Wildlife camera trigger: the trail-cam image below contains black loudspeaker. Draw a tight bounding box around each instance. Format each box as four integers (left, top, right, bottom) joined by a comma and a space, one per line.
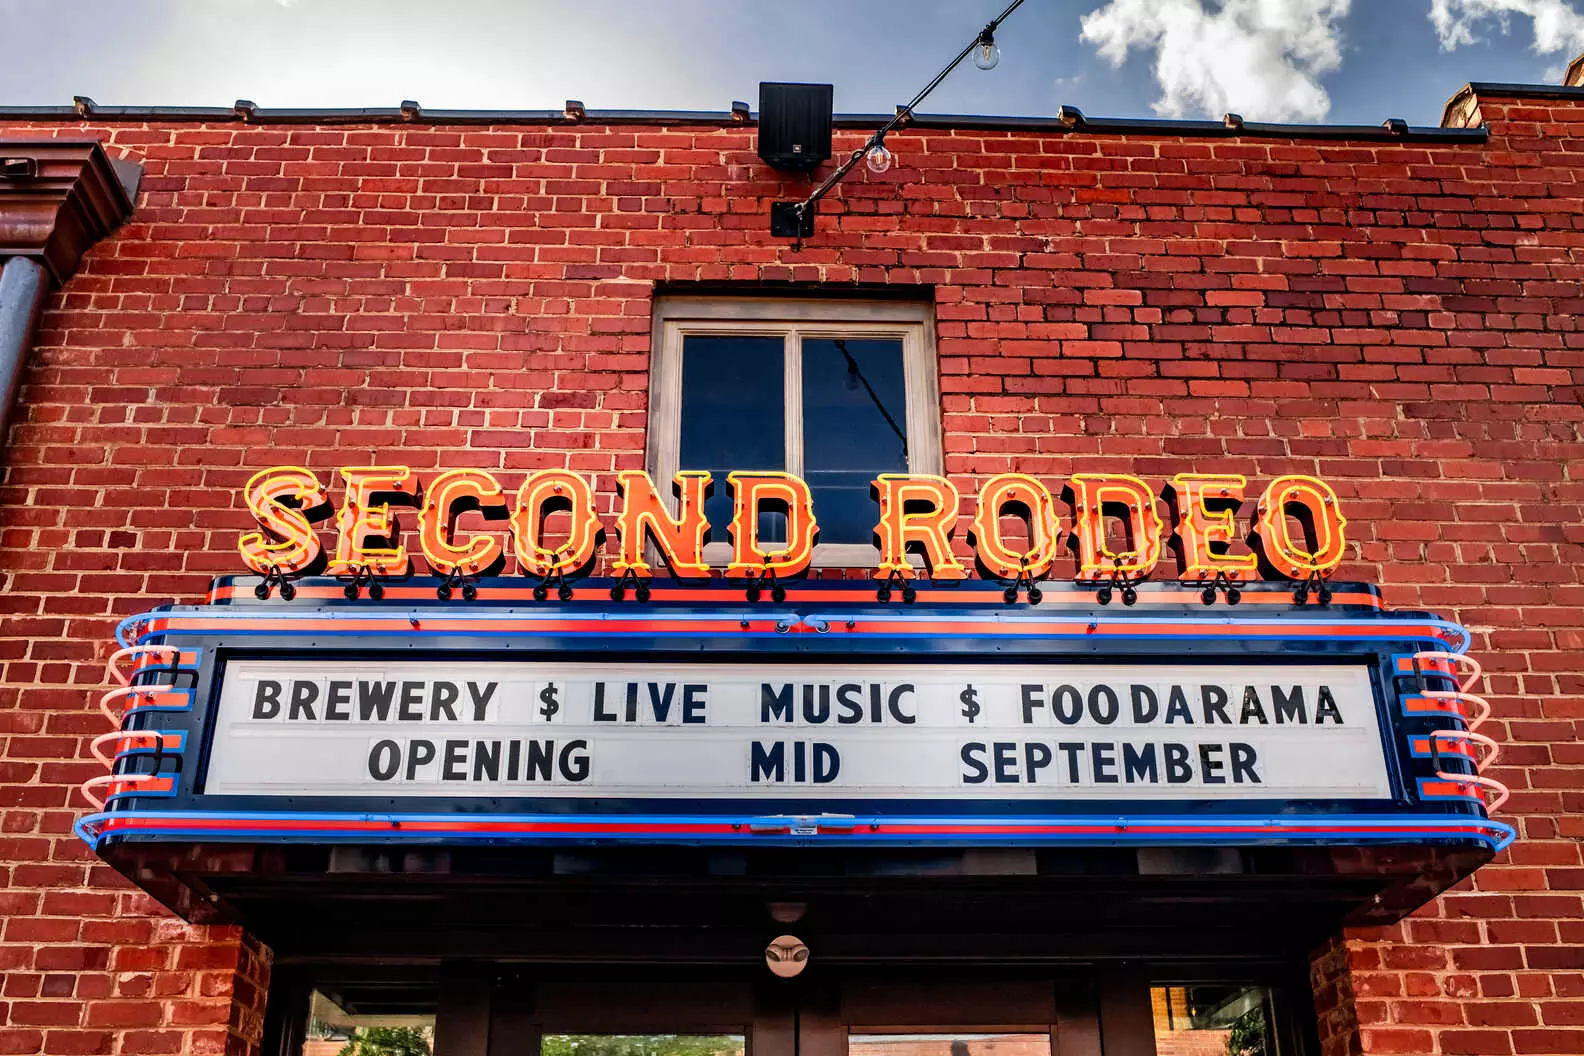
757, 82, 833, 172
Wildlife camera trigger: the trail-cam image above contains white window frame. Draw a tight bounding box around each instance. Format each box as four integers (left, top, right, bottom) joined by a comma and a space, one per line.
648, 297, 942, 569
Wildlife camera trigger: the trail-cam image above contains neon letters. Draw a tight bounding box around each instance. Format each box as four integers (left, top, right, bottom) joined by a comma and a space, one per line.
238, 467, 1348, 583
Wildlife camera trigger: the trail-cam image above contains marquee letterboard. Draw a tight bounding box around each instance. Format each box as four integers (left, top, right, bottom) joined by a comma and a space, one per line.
206, 659, 1389, 801
75, 578, 1514, 854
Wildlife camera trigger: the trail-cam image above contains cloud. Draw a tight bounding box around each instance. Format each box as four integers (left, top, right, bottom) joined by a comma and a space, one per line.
1079, 0, 1351, 122
1429, 0, 1584, 53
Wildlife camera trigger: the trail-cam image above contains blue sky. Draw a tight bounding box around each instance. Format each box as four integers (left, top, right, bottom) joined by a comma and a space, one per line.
0, 0, 1580, 125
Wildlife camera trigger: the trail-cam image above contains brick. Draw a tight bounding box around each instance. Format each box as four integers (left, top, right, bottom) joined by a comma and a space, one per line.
0, 92, 1583, 1056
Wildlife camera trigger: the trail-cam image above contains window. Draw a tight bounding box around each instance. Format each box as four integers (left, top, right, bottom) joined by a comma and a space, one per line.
848, 1034, 1050, 1056
650, 298, 941, 567
541, 1036, 745, 1056
298, 987, 436, 1055
1151, 983, 1278, 1056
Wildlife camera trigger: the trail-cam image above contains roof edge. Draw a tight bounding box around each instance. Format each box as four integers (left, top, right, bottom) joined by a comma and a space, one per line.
1441, 80, 1584, 126
0, 101, 1493, 143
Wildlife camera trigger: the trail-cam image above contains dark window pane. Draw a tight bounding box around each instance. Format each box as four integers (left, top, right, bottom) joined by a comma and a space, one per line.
679, 336, 785, 541
802, 338, 908, 546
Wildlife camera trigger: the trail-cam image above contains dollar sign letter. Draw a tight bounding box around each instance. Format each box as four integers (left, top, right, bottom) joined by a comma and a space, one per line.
539, 683, 560, 721
960, 685, 980, 723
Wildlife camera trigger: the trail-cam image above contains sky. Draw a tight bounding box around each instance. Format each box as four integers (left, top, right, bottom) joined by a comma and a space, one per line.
0, 0, 1581, 126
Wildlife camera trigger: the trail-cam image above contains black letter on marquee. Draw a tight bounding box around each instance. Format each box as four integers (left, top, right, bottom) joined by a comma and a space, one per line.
751, 741, 785, 781
836, 684, 864, 723
647, 682, 676, 722
358, 681, 395, 721
253, 680, 282, 720
1239, 686, 1268, 725
467, 682, 497, 721
1231, 743, 1260, 783
1201, 685, 1230, 724
1130, 685, 1158, 724
593, 683, 617, 722
1020, 684, 1044, 723
1057, 742, 1084, 782
325, 681, 351, 721
405, 739, 436, 780
1123, 742, 1158, 783
442, 740, 468, 780
1088, 685, 1120, 725
1199, 743, 1226, 783
1091, 742, 1119, 783
1273, 685, 1306, 724
289, 681, 319, 721
369, 740, 399, 781
993, 742, 1018, 783
888, 684, 917, 724
399, 682, 424, 722
1315, 686, 1343, 724
813, 742, 840, 783
431, 681, 460, 722
560, 740, 591, 781
1052, 685, 1083, 725
1165, 686, 1193, 724
525, 740, 553, 781
1164, 743, 1192, 783
682, 684, 707, 724
961, 743, 988, 784
1024, 742, 1053, 782
761, 685, 794, 723
473, 741, 500, 781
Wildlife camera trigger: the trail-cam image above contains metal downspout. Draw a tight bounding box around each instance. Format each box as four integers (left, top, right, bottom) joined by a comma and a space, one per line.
0, 255, 48, 449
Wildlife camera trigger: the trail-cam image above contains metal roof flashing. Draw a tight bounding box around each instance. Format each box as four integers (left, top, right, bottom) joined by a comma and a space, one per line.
0, 98, 1500, 143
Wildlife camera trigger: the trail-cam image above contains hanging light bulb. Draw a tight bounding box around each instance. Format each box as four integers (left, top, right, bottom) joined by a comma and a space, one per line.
973, 32, 1001, 71
865, 141, 893, 174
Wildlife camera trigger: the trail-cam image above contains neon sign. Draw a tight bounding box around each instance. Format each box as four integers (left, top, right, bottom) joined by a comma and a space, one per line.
237, 467, 1349, 588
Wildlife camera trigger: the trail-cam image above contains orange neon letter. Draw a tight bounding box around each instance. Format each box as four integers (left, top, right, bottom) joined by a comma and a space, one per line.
611, 470, 712, 578
1068, 473, 1165, 578
510, 470, 602, 578
328, 466, 418, 576
1169, 473, 1257, 581
238, 466, 330, 575
968, 473, 1061, 580
724, 472, 817, 578
417, 469, 508, 576
1254, 475, 1348, 578
872, 474, 968, 581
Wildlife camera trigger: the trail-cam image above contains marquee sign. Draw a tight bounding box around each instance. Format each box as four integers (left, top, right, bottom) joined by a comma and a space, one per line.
76, 577, 1513, 855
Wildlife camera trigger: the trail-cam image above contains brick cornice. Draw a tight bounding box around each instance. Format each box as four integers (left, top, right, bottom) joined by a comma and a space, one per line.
0, 138, 135, 284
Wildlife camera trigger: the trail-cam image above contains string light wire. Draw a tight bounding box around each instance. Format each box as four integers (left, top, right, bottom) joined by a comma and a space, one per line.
775, 0, 1028, 241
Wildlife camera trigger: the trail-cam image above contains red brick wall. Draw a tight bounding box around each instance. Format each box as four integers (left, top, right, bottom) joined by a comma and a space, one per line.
1, 88, 1581, 1055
